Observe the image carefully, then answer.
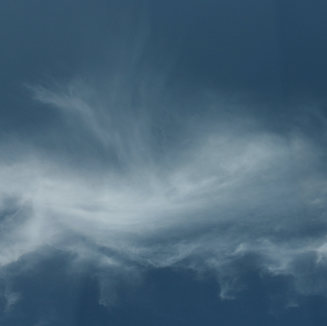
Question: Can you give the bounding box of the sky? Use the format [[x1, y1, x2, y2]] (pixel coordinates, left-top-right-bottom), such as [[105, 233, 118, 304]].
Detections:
[[1, 0, 327, 325]]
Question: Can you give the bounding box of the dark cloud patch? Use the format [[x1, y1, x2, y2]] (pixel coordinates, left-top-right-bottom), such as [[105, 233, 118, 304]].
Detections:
[[2, 253, 327, 326]]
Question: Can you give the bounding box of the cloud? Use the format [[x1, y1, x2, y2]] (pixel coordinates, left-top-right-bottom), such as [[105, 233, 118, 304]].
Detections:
[[1, 80, 327, 304]]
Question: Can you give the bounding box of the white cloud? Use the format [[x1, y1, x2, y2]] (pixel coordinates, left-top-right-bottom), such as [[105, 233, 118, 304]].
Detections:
[[1, 80, 327, 301]]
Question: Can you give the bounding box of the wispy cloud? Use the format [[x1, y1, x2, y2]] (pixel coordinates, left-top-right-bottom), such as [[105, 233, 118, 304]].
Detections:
[[1, 80, 327, 303]]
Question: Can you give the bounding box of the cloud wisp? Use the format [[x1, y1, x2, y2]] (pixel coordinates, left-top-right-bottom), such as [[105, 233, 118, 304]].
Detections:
[[1, 80, 327, 303]]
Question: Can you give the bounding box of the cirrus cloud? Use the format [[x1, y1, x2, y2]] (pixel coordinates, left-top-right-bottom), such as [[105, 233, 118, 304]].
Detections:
[[1, 80, 327, 304]]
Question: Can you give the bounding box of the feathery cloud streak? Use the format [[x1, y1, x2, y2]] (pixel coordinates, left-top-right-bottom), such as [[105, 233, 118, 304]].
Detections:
[[1, 80, 327, 302]]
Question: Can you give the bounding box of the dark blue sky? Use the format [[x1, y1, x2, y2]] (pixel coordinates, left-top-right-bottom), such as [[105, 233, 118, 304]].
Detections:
[[1, 1, 327, 325]]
